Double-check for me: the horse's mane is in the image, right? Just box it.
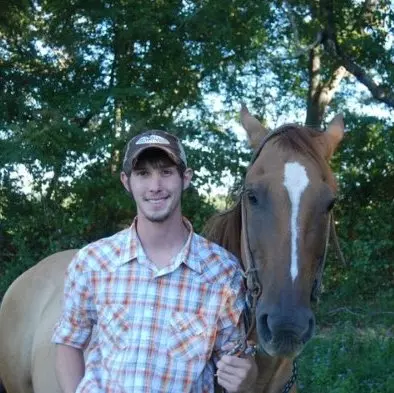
[203,124,336,257]
[203,199,242,259]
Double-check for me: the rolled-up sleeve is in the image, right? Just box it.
[213,268,246,356]
[198,269,246,391]
[52,250,96,349]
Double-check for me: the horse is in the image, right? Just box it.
[204,105,344,392]
[0,105,344,393]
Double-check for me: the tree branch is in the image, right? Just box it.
[322,1,394,108]
[282,1,324,59]
[328,43,394,107]
[321,65,348,106]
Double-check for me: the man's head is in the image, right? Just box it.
[120,130,192,223]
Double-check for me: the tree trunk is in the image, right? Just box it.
[306,48,347,129]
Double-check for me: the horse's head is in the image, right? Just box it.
[240,105,344,358]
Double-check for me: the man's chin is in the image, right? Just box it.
[145,212,171,223]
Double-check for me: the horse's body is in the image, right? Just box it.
[0,106,344,393]
[0,250,77,393]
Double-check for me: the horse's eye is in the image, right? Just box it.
[327,198,336,212]
[246,190,258,205]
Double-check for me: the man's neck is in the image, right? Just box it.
[136,213,189,268]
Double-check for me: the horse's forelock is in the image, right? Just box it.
[272,124,337,190]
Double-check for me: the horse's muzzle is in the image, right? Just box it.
[256,307,315,357]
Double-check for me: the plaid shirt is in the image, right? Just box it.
[52,218,246,393]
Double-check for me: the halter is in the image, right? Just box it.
[241,127,346,321]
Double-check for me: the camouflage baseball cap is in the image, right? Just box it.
[123,130,187,172]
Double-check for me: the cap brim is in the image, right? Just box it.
[131,145,181,167]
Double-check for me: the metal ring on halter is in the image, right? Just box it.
[244,344,258,357]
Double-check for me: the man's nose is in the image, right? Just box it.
[148,172,163,191]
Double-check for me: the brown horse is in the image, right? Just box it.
[205,105,344,392]
[0,106,344,393]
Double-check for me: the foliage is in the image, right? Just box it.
[321,114,394,301]
[299,321,394,392]
[298,294,394,393]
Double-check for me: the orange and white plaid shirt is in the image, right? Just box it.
[52,218,246,393]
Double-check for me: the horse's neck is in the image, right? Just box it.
[254,355,295,393]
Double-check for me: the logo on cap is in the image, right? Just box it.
[135,135,170,145]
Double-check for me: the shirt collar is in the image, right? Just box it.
[116,217,203,273]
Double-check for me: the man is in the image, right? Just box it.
[52,130,258,393]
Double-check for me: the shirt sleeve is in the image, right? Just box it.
[201,268,246,392]
[52,249,96,349]
[213,267,247,358]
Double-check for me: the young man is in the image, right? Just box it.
[52,130,258,393]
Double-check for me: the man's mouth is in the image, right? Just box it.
[146,196,169,204]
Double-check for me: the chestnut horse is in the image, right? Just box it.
[0,106,344,393]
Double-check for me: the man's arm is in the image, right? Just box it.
[55,344,85,393]
[214,267,258,392]
[52,250,96,392]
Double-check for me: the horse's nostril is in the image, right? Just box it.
[260,314,272,342]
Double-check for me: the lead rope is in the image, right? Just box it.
[282,361,298,393]
[330,213,347,266]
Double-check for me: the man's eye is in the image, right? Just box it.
[162,169,173,176]
[137,170,148,176]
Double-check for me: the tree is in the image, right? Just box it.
[0,1,267,284]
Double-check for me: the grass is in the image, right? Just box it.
[297,294,394,393]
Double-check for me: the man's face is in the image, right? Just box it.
[121,155,192,223]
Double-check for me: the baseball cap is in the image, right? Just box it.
[122,130,187,173]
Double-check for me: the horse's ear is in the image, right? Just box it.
[240,104,269,150]
[325,114,344,159]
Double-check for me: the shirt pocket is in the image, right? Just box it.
[99,304,131,350]
[167,312,210,362]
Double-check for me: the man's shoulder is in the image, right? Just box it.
[196,233,238,259]
[191,232,242,276]
[71,228,130,272]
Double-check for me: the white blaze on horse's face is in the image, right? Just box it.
[283,161,310,281]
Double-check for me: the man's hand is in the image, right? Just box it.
[216,343,258,393]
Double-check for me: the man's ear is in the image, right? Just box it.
[120,171,131,192]
[183,168,193,190]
